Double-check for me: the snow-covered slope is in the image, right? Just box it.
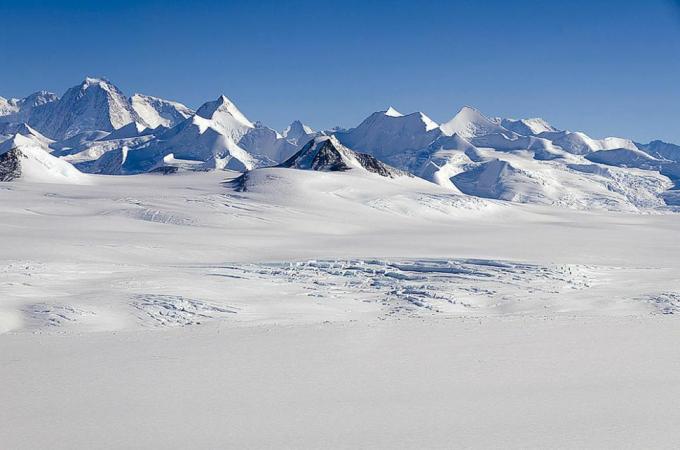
[279,135,406,178]
[0,122,54,148]
[27,78,145,140]
[0,134,88,184]
[99,122,151,141]
[585,147,664,170]
[0,91,58,123]
[498,117,557,136]
[130,93,194,128]
[237,123,297,164]
[538,130,637,155]
[637,140,680,162]
[406,134,483,192]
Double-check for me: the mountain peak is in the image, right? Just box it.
[440,106,507,138]
[385,106,403,117]
[83,76,109,86]
[25,77,144,140]
[280,135,405,178]
[196,95,253,129]
[283,120,315,141]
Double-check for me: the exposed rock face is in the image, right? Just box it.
[0,147,21,181]
[280,136,406,178]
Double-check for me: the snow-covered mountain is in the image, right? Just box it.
[89,94,304,174]
[282,120,317,146]
[496,117,557,136]
[0,134,87,183]
[238,122,298,164]
[440,106,512,139]
[0,91,59,124]
[637,140,680,162]
[130,94,194,128]
[90,95,259,174]
[194,95,254,139]
[335,107,441,160]
[1,76,679,211]
[25,78,145,140]
[0,122,54,148]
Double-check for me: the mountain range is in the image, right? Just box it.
[1,76,679,211]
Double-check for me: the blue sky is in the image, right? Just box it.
[1,0,679,143]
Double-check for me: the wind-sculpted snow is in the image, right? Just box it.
[215,258,596,316]
[23,303,96,328]
[132,294,237,327]
[642,292,680,315]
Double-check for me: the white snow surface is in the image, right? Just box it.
[1,168,680,448]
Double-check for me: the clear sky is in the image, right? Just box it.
[1,0,679,143]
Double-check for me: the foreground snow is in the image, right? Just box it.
[3,316,680,449]
[1,170,679,448]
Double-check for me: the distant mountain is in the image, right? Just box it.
[90,95,306,174]
[280,136,406,178]
[282,120,317,146]
[90,95,258,174]
[2,75,679,211]
[538,130,637,155]
[26,78,146,140]
[130,94,194,128]
[440,106,511,139]
[0,91,58,123]
[335,108,441,160]
[637,140,680,162]
[496,117,557,136]
[238,122,298,164]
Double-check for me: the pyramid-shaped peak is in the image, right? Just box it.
[455,105,486,118]
[440,105,506,138]
[280,135,404,178]
[196,95,253,128]
[283,120,314,139]
[384,106,403,117]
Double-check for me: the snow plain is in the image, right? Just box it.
[2,169,680,449]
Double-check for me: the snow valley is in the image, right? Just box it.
[2,77,680,449]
